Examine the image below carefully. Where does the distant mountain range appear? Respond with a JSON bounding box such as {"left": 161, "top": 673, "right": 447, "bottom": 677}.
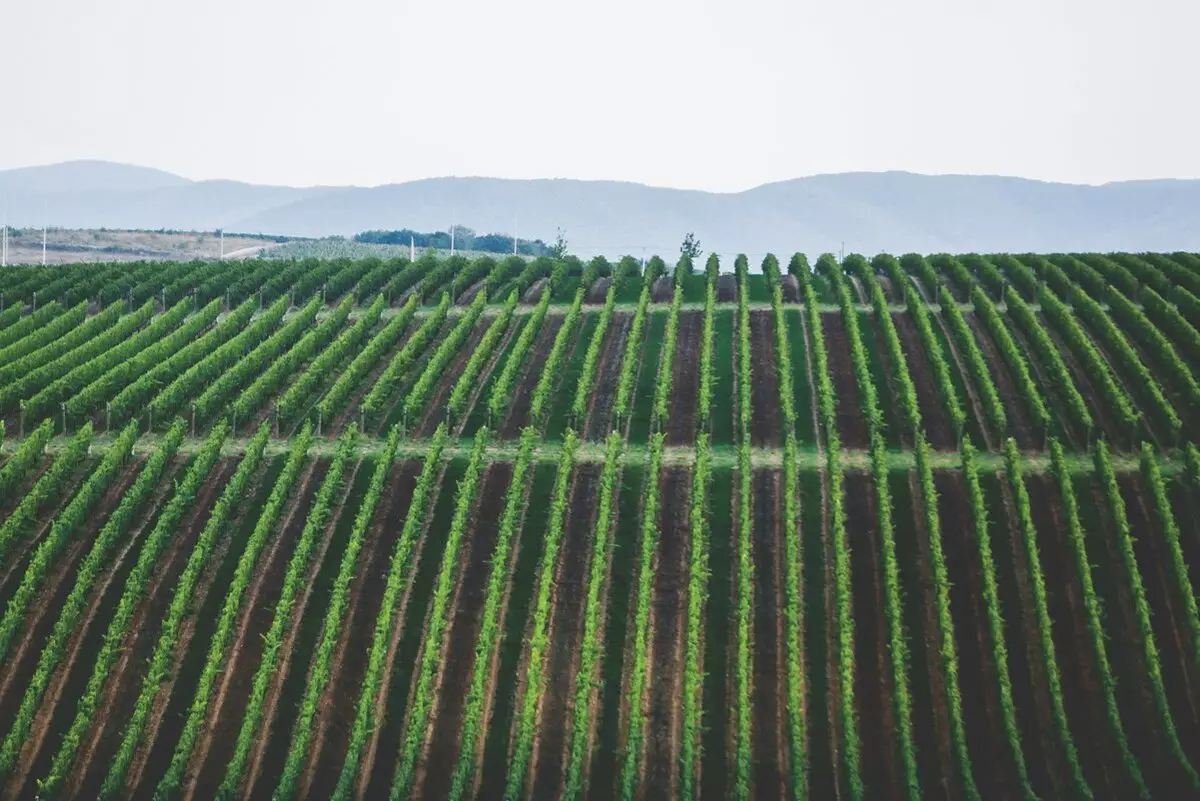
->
{"left": 2, "top": 160, "right": 1199, "bottom": 257}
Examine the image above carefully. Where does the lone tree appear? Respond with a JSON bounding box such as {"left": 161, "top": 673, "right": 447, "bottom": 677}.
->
{"left": 550, "top": 227, "right": 569, "bottom": 259}
{"left": 680, "top": 232, "right": 702, "bottom": 260}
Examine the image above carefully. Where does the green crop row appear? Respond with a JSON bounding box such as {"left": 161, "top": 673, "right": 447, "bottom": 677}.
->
{"left": 902, "top": 284, "right": 969, "bottom": 434}
{"left": 970, "top": 288, "right": 1051, "bottom": 433}
{"left": 506, "top": 430, "right": 579, "bottom": 801}
{"left": 449, "top": 427, "right": 539, "bottom": 801}
{"left": 320, "top": 294, "right": 420, "bottom": 422}
{"left": 0, "top": 421, "right": 138, "bottom": 663}
{"left": 1142, "top": 252, "right": 1200, "bottom": 297}
{"left": 218, "top": 426, "right": 359, "bottom": 799}
{"left": 1049, "top": 281, "right": 1173, "bottom": 434}
{"left": 362, "top": 293, "right": 450, "bottom": 419}
{"left": 565, "top": 430, "right": 625, "bottom": 800}
{"left": 832, "top": 264, "right": 883, "bottom": 435}
{"left": 0, "top": 421, "right": 182, "bottom": 779}
{"left": 391, "top": 430, "right": 491, "bottom": 799}
{"left": 449, "top": 292, "right": 518, "bottom": 421}
{"left": 150, "top": 298, "right": 287, "bottom": 422}
{"left": 68, "top": 299, "right": 220, "bottom": 421}
{"left": 737, "top": 256, "right": 752, "bottom": 435}
{"left": 931, "top": 254, "right": 976, "bottom": 297}
{"left": 352, "top": 258, "right": 397, "bottom": 303}
{"left": 487, "top": 289, "right": 552, "bottom": 424}
{"left": 680, "top": 434, "right": 711, "bottom": 800}
{"left": 989, "top": 254, "right": 1040, "bottom": 301}
{"left": 827, "top": 433, "right": 861, "bottom": 799}
{"left": 771, "top": 285, "right": 797, "bottom": 429}
{"left": 108, "top": 299, "right": 255, "bottom": 421}
{"left": 613, "top": 282, "right": 651, "bottom": 423}
{"left": 571, "top": 284, "right": 618, "bottom": 424}
{"left": 1105, "top": 286, "right": 1200, "bottom": 414}
{"left": 899, "top": 253, "right": 940, "bottom": 300}
{"left": 0, "top": 418, "right": 52, "bottom": 497}
{"left": 1004, "top": 439, "right": 1091, "bottom": 798}
{"left": 157, "top": 425, "right": 314, "bottom": 801}
{"left": 1094, "top": 441, "right": 1199, "bottom": 787}
{"left": 233, "top": 298, "right": 353, "bottom": 423}
{"left": 274, "top": 426, "right": 399, "bottom": 800}
{"left": 1141, "top": 287, "right": 1200, "bottom": 368}
{"left": 25, "top": 299, "right": 190, "bottom": 420}
{"left": 0, "top": 302, "right": 61, "bottom": 351}
{"left": 38, "top": 421, "right": 229, "bottom": 797}
{"left": 872, "top": 282, "right": 921, "bottom": 434}
{"left": 1188, "top": 442, "right": 1200, "bottom": 486}
{"left": 1077, "top": 254, "right": 1140, "bottom": 299}
{"left": 1173, "top": 286, "right": 1200, "bottom": 322}
{"left": 379, "top": 257, "right": 429, "bottom": 303}
{"left": 0, "top": 302, "right": 121, "bottom": 390}
{"left": 936, "top": 286, "right": 1004, "bottom": 435}
{"left": 333, "top": 425, "right": 449, "bottom": 800}
{"left": 102, "top": 422, "right": 272, "bottom": 797}
{"left": 652, "top": 284, "right": 683, "bottom": 427}
{"left": 193, "top": 297, "right": 323, "bottom": 422}
{"left": 0, "top": 301, "right": 86, "bottom": 370}
{"left": 781, "top": 436, "right": 806, "bottom": 800}
{"left": 734, "top": 436, "right": 753, "bottom": 799}
{"left": 403, "top": 291, "right": 486, "bottom": 422}
{"left": 529, "top": 289, "right": 586, "bottom": 424}
{"left": 959, "top": 254, "right": 1006, "bottom": 299}
{"left": 1048, "top": 439, "right": 1149, "bottom": 795}
{"left": 960, "top": 440, "right": 1036, "bottom": 799}
{"left": 619, "top": 430, "right": 665, "bottom": 797}
{"left": 914, "top": 436, "right": 980, "bottom": 800}
{"left": 0, "top": 424, "right": 92, "bottom": 568}
{"left": 1004, "top": 286, "right": 1093, "bottom": 434}
{"left": 276, "top": 295, "right": 387, "bottom": 424}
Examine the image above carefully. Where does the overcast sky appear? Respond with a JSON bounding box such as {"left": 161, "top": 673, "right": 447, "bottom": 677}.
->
{"left": 1, "top": 0, "right": 1197, "bottom": 192}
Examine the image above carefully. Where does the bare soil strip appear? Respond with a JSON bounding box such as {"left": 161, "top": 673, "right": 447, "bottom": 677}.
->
{"left": 717, "top": 275, "right": 737, "bottom": 303}
{"left": 965, "top": 314, "right": 1037, "bottom": 449}
{"left": 414, "top": 321, "right": 490, "bottom": 437}
{"left": 583, "top": 312, "right": 632, "bottom": 441}
{"left": 893, "top": 313, "right": 954, "bottom": 449}
{"left": 665, "top": 311, "right": 703, "bottom": 446}
{"left": 748, "top": 311, "right": 782, "bottom": 449}
{"left": 820, "top": 314, "right": 869, "bottom": 449}
{"left": 501, "top": 316, "right": 564, "bottom": 438}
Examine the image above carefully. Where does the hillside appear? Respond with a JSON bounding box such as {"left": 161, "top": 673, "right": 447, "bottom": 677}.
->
{"left": 5, "top": 160, "right": 1200, "bottom": 254}
{"left": 0, "top": 252, "right": 1199, "bottom": 799}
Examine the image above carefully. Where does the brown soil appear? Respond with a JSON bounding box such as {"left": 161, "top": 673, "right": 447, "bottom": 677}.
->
{"left": 933, "top": 470, "right": 1015, "bottom": 800}
{"left": 665, "top": 311, "right": 703, "bottom": 446}
{"left": 781, "top": 275, "right": 801, "bottom": 303}
{"left": 454, "top": 317, "right": 523, "bottom": 438}
{"left": 820, "top": 313, "right": 869, "bottom": 449}
{"left": 417, "top": 463, "right": 514, "bottom": 800}
{"left": 717, "top": 275, "right": 736, "bottom": 303}
{"left": 892, "top": 312, "right": 954, "bottom": 449}
{"left": 501, "top": 316, "right": 564, "bottom": 438}
{"left": 994, "top": 474, "right": 1063, "bottom": 800}
{"left": 904, "top": 472, "right": 956, "bottom": 801}
{"left": 651, "top": 278, "right": 673, "bottom": 303}
{"left": 587, "top": 277, "right": 612, "bottom": 304}
{"left": 1039, "top": 316, "right": 1125, "bottom": 445}
{"left": 965, "top": 314, "right": 1038, "bottom": 449}
{"left": 642, "top": 467, "right": 692, "bottom": 799}
{"left": 749, "top": 469, "right": 788, "bottom": 800}
{"left": 181, "top": 459, "right": 329, "bottom": 800}
{"left": 66, "top": 458, "right": 238, "bottom": 800}
{"left": 457, "top": 279, "right": 486, "bottom": 306}
{"left": 523, "top": 278, "right": 549, "bottom": 304}
{"left": 749, "top": 311, "right": 782, "bottom": 448}
{"left": 414, "top": 320, "right": 489, "bottom": 437}
{"left": 584, "top": 312, "right": 632, "bottom": 442}
{"left": 846, "top": 275, "right": 867, "bottom": 305}
{"left": 1002, "top": 319, "right": 1083, "bottom": 449}
{"left": 240, "top": 458, "right": 366, "bottom": 798}
{"left": 329, "top": 325, "right": 417, "bottom": 438}
{"left": 1026, "top": 474, "right": 1122, "bottom": 799}
{"left": 299, "top": 461, "right": 421, "bottom": 798}
{"left": 3, "top": 457, "right": 186, "bottom": 798}
{"left": 528, "top": 463, "right": 602, "bottom": 799}
{"left": 878, "top": 275, "right": 899, "bottom": 304}
{"left": 843, "top": 471, "right": 901, "bottom": 800}
{"left": 1118, "top": 476, "right": 1200, "bottom": 754}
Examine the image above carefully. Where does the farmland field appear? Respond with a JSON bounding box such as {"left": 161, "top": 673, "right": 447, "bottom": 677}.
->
{"left": 1, "top": 249, "right": 1199, "bottom": 800}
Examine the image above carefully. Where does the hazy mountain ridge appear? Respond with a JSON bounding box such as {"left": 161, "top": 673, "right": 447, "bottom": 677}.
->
{"left": 3, "top": 160, "right": 1199, "bottom": 257}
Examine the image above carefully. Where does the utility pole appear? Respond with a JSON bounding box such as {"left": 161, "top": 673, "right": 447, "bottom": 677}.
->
{"left": 450, "top": 222, "right": 456, "bottom": 255}
{"left": 219, "top": 229, "right": 225, "bottom": 259}
{"left": 514, "top": 212, "right": 518, "bottom": 256}
{"left": 410, "top": 235, "right": 415, "bottom": 262}
{"left": 1, "top": 222, "right": 6, "bottom": 268}
{"left": 42, "top": 202, "right": 47, "bottom": 266}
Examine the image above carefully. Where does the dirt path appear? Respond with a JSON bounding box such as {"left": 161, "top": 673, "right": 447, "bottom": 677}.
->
{"left": 893, "top": 313, "right": 954, "bottom": 449}
{"left": 522, "top": 278, "right": 549, "bottom": 304}
{"left": 527, "top": 463, "right": 602, "bottom": 799}
{"left": 584, "top": 312, "right": 632, "bottom": 442}
{"left": 844, "top": 471, "right": 900, "bottom": 800}
{"left": 457, "top": 279, "right": 486, "bottom": 306}
{"left": 717, "top": 275, "right": 736, "bottom": 303}
{"left": 67, "top": 459, "right": 237, "bottom": 800}
{"left": 651, "top": 278, "right": 673, "bottom": 303}
{"left": 181, "top": 459, "right": 328, "bottom": 800}
{"left": 749, "top": 469, "right": 787, "bottom": 800}
{"left": 821, "top": 313, "right": 869, "bottom": 449}
{"left": 749, "top": 311, "right": 782, "bottom": 448}
{"left": 587, "top": 276, "right": 613, "bottom": 304}
{"left": 297, "top": 461, "right": 420, "bottom": 798}
{"left": 781, "top": 275, "right": 801, "bottom": 303}
{"left": 664, "top": 311, "right": 703, "bottom": 446}
{"left": 501, "top": 316, "right": 563, "bottom": 438}
{"left": 641, "top": 467, "right": 692, "bottom": 798}
{"left": 934, "top": 470, "right": 1015, "bottom": 800}
{"left": 416, "top": 463, "right": 513, "bottom": 800}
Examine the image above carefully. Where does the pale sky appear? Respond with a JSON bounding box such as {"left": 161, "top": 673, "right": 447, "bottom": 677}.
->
{"left": 2, "top": 0, "right": 1197, "bottom": 191}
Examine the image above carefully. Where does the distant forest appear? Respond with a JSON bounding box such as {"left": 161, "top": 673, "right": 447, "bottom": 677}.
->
{"left": 354, "top": 227, "right": 550, "bottom": 256}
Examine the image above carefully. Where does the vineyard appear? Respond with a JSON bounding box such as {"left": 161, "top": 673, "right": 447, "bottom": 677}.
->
{"left": 0, "top": 249, "right": 1199, "bottom": 800}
